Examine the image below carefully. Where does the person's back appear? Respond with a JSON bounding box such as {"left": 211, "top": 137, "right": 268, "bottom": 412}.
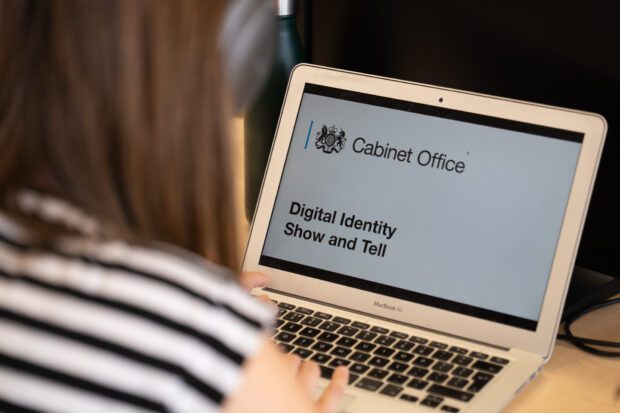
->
{"left": 0, "top": 1, "right": 347, "bottom": 412}
{"left": 0, "top": 191, "right": 273, "bottom": 412}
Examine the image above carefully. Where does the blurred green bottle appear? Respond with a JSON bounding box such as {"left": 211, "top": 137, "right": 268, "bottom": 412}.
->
{"left": 244, "top": 0, "right": 304, "bottom": 221}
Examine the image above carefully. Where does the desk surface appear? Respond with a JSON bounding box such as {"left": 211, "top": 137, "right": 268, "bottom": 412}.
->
{"left": 233, "top": 119, "right": 620, "bottom": 413}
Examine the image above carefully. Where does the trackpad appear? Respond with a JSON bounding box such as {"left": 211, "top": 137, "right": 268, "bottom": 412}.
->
{"left": 315, "top": 384, "right": 356, "bottom": 412}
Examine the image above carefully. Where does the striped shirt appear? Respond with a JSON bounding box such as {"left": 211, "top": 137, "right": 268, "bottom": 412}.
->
{"left": 0, "top": 197, "right": 273, "bottom": 413}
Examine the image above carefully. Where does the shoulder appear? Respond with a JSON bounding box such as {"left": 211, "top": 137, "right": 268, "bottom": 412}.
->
{"left": 0, "top": 213, "right": 274, "bottom": 412}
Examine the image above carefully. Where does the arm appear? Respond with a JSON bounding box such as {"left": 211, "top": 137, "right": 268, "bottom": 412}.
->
{"left": 223, "top": 336, "right": 348, "bottom": 413}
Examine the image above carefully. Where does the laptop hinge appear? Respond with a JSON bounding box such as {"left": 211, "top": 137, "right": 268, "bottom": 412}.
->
{"left": 263, "top": 288, "right": 510, "bottom": 352}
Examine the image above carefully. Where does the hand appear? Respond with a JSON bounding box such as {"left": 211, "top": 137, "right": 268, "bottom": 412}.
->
{"left": 239, "top": 271, "right": 275, "bottom": 307}
{"left": 285, "top": 353, "right": 349, "bottom": 413}
{"left": 239, "top": 271, "right": 271, "bottom": 292}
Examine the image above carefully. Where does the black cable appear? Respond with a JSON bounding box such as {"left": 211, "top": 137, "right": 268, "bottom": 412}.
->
{"left": 557, "top": 297, "right": 620, "bottom": 357}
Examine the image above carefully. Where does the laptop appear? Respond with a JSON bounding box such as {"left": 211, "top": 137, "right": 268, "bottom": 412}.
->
{"left": 242, "top": 64, "right": 606, "bottom": 412}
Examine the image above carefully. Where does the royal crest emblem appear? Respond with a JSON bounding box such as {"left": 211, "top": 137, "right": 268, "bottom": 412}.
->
{"left": 315, "top": 124, "right": 346, "bottom": 154}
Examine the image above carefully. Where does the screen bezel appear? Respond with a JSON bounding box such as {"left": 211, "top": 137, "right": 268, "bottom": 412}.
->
{"left": 259, "top": 82, "right": 584, "bottom": 331}
{"left": 243, "top": 64, "right": 606, "bottom": 359}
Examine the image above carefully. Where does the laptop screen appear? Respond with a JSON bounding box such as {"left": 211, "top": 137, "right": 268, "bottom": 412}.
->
{"left": 259, "top": 83, "right": 583, "bottom": 331}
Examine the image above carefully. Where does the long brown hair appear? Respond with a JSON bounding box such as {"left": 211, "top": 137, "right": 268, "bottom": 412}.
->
{"left": 0, "top": 0, "right": 240, "bottom": 269}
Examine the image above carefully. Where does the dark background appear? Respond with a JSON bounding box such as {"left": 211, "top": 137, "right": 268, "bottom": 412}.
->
{"left": 297, "top": 0, "right": 619, "bottom": 278}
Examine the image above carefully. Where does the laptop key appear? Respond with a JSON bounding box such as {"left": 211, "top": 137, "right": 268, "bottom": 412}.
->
{"left": 468, "top": 372, "right": 493, "bottom": 393}
{"left": 374, "top": 346, "right": 395, "bottom": 357}
{"left": 413, "top": 357, "right": 433, "bottom": 367}
{"left": 350, "top": 351, "right": 371, "bottom": 362}
{"left": 319, "top": 321, "right": 341, "bottom": 332}
{"left": 275, "top": 319, "right": 285, "bottom": 329}
{"left": 441, "top": 406, "right": 460, "bottom": 413}
{"left": 283, "top": 312, "right": 304, "bottom": 322}
{"left": 333, "top": 316, "right": 351, "bottom": 325}
{"left": 368, "top": 356, "right": 390, "bottom": 368}
{"left": 472, "top": 360, "right": 504, "bottom": 374}
{"left": 331, "top": 346, "right": 352, "bottom": 358}
{"left": 389, "top": 331, "right": 408, "bottom": 340}
{"left": 470, "top": 351, "right": 489, "bottom": 360}
{"left": 301, "top": 317, "right": 322, "bottom": 327}
{"left": 428, "top": 384, "right": 474, "bottom": 402}
{"left": 407, "top": 378, "right": 429, "bottom": 390}
{"left": 370, "top": 326, "right": 389, "bottom": 335}
{"left": 300, "top": 327, "right": 321, "bottom": 338}
{"left": 293, "top": 337, "right": 315, "bottom": 347}
{"left": 430, "top": 341, "right": 449, "bottom": 350}
{"left": 317, "top": 332, "right": 338, "bottom": 342}
{"left": 357, "top": 331, "right": 378, "bottom": 342}
{"left": 453, "top": 355, "right": 473, "bottom": 366}
{"left": 282, "top": 322, "right": 303, "bottom": 333}
{"left": 355, "top": 341, "right": 376, "bottom": 352}
{"left": 319, "top": 365, "right": 334, "bottom": 379}
{"left": 387, "top": 373, "right": 408, "bottom": 385}
{"left": 432, "top": 362, "right": 454, "bottom": 373}
{"left": 447, "top": 377, "right": 468, "bottom": 389}
{"left": 490, "top": 356, "right": 510, "bottom": 365}
{"left": 278, "top": 343, "right": 294, "bottom": 353}
{"left": 432, "top": 350, "right": 453, "bottom": 361}
{"left": 453, "top": 367, "right": 474, "bottom": 378}
{"left": 400, "top": 394, "right": 419, "bottom": 403}
{"left": 355, "top": 377, "right": 382, "bottom": 392}
{"left": 368, "top": 368, "right": 389, "bottom": 379}
{"left": 337, "top": 326, "right": 359, "bottom": 337}
{"left": 295, "top": 307, "right": 314, "bottom": 315}
{"left": 275, "top": 332, "right": 296, "bottom": 343}
{"left": 292, "top": 348, "right": 312, "bottom": 359}
{"left": 329, "top": 358, "right": 350, "bottom": 368}
{"left": 428, "top": 372, "right": 449, "bottom": 383}
{"left": 314, "top": 312, "right": 332, "bottom": 320}
{"left": 421, "top": 395, "right": 443, "bottom": 408}
{"left": 379, "top": 384, "right": 403, "bottom": 397}
{"left": 348, "top": 374, "right": 360, "bottom": 385}
{"left": 449, "top": 346, "right": 468, "bottom": 355}
{"left": 375, "top": 335, "right": 396, "bottom": 346}
{"left": 388, "top": 361, "right": 409, "bottom": 373}
{"left": 414, "top": 345, "right": 434, "bottom": 356}
{"left": 409, "top": 336, "right": 429, "bottom": 344}
{"left": 407, "top": 366, "right": 429, "bottom": 378}
{"left": 276, "top": 308, "right": 287, "bottom": 318}
{"left": 351, "top": 321, "right": 370, "bottom": 330}
{"left": 312, "top": 341, "right": 333, "bottom": 353}
{"left": 394, "top": 340, "right": 415, "bottom": 351}
{"left": 350, "top": 363, "right": 370, "bottom": 374}
{"left": 336, "top": 337, "right": 358, "bottom": 347}
{"left": 394, "top": 351, "right": 414, "bottom": 362}
{"left": 277, "top": 302, "right": 295, "bottom": 310}
{"left": 311, "top": 353, "right": 332, "bottom": 364}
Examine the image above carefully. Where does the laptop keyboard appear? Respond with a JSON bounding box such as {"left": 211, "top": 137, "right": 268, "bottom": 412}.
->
{"left": 272, "top": 301, "right": 511, "bottom": 412}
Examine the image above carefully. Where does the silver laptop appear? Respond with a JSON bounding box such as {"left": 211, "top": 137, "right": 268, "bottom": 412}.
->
{"left": 242, "top": 64, "right": 606, "bottom": 412}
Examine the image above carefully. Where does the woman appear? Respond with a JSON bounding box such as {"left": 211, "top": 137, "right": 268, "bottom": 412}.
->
{"left": 0, "top": 1, "right": 347, "bottom": 412}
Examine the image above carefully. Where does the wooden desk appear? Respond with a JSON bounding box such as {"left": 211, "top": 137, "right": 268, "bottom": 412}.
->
{"left": 504, "top": 299, "right": 620, "bottom": 413}
{"left": 233, "top": 119, "right": 620, "bottom": 413}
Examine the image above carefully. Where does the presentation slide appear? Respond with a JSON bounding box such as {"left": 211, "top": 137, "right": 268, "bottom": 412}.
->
{"left": 261, "top": 85, "right": 582, "bottom": 325}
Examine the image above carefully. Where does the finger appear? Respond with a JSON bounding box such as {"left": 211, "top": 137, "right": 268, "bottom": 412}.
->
{"left": 238, "top": 271, "right": 271, "bottom": 292}
{"left": 257, "top": 294, "right": 275, "bottom": 305}
{"left": 297, "top": 360, "right": 320, "bottom": 395}
{"left": 317, "top": 366, "right": 348, "bottom": 413}
{"left": 284, "top": 353, "right": 301, "bottom": 378}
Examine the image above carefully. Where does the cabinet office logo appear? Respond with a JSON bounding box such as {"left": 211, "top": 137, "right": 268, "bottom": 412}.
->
{"left": 315, "top": 124, "right": 346, "bottom": 154}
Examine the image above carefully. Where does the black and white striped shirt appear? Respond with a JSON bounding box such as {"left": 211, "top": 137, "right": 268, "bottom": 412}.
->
{"left": 0, "top": 198, "right": 273, "bottom": 413}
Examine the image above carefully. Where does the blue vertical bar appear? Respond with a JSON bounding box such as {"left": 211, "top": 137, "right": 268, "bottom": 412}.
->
{"left": 304, "top": 120, "right": 314, "bottom": 149}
